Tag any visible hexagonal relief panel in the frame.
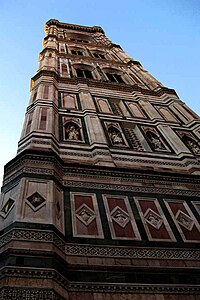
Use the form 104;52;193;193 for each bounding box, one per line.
144;208;163;230
176;210;194;231
26;192;46;211
111;206;130;228
75;204;96;226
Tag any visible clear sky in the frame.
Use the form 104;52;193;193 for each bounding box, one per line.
0;0;200;183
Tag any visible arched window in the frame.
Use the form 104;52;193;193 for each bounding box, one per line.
105;72;124;83
71;49;84;56
92;53;106;59
76;68;93;79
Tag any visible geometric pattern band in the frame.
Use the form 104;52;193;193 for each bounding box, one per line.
0;228;200;260
1;284;200;296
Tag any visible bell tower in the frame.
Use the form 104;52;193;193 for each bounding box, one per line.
0;19;200;299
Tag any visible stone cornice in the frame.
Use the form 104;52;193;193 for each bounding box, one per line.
3;149;200;186
46;19;105;34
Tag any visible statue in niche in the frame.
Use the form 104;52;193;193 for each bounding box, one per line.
185;137;200;155
108;126;124;145
146;131;165;151
65;122;81;141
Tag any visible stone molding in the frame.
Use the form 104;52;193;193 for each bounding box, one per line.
1;268;200;296
0;286;64;300
1;228;200;260
46;19;105;34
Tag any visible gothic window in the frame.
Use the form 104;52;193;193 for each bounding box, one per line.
71;49;84;56
105;72;125;83
93;53;106;59
76;68;93;79
64;122;82;141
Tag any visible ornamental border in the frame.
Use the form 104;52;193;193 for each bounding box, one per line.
1;268;200;295
0;228;200;260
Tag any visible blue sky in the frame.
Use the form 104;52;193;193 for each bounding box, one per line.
0;0;200;183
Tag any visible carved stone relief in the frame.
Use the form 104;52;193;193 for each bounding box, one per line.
142;127;168;151
26;192;46;211
63;118;83;142
144;208;163;230
110;206;130;228
177;131;200;155
75;203;96;226
105;122;126;146
176;210;194;231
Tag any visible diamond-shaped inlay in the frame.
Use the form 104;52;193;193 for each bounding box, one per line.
56;200;61;219
1;198;15;215
111;206;130;228
75;204;96;226
27;192;46;209
176;210;194;231
144;208;163;230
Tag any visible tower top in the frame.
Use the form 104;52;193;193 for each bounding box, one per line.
45;19;105;34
